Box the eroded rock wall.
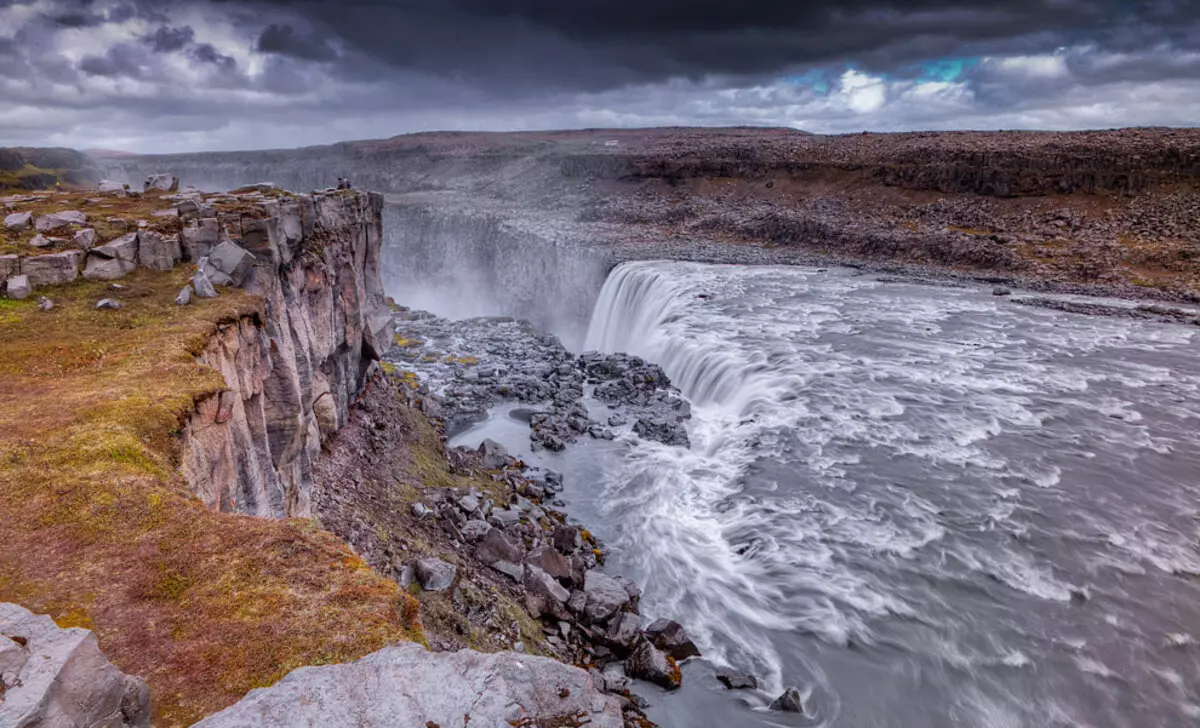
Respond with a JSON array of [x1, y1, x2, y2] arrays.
[[180, 190, 393, 518]]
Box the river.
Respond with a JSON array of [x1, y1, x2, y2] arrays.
[[453, 260, 1200, 728]]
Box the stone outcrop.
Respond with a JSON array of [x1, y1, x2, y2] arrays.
[[0, 603, 151, 728], [180, 190, 393, 518], [192, 642, 623, 728]]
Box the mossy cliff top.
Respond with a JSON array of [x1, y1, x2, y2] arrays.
[[0, 147, 101, 191], [0, 199, 420, 724]]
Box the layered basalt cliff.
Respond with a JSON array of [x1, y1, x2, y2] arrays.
[[180, 190, 393, 517], [97, 126, 1200, 306]]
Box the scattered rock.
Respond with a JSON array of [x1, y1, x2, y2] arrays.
[[414, 557, 457, 592], [474, 529, 523, 580], [144, 173, 179, 193], [4, 211, 31, 231], [770, 687, 804, 713], [29, 234, 54, 248], [552, 525, 582, 554], [604, 612, 641, 651], [191, 643, 623, 728], [5, 274, 31, 300], [582, 571, 631, 623], [644, 618, 701, 660], [175, 285, 193, 306], [524, 565, 570, 617], [95, 298, 123, 310], [625, 637, 682, 691], [36, 296, 54, 312], [0, 602, 152, 728], [460, 519, 491, 542], [478, 438, 509, 469], [73, 228, 97, 250], [715, 670, 757, 690], [527, 545, 573, 583], [34, 210, 86, 232], [192, 266, 218, 298]]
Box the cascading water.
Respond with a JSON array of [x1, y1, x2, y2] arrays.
[[579, 260, 1200, 728]]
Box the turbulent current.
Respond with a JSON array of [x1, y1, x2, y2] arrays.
[[568, 260, 1200, 728]]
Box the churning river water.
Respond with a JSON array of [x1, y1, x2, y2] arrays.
[[456, 260, 1200, 728]]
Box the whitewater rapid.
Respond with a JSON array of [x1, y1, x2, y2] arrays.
[[578, 260, 1200, 728]]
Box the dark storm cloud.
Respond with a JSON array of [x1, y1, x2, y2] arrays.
[[78, 42, 149, 78], [247, 0, 1200, 88], [189, 42, 236, 70], [256, 22, 339, 62], [143, 24, 194, 52]]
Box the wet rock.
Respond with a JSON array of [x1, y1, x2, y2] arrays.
[[644, 618, 701, 660], [604, 612, 641, 651], [95, 298, 123, 310], [4, 211, 31, 231], [0, 602, 151, 728], [5, 274, 31, 300], [626, 637, 681, 691], [583, 571, 631, 623], [993, 287, 1012, 296], [191, 642, 624, 728], [175, 285, 193, 306], [414, 557, 457, 592], [715, 670, 757, 690], [633, 415, 690, 447], [552, 525, 582, 554], [770, 687, 804, 713]]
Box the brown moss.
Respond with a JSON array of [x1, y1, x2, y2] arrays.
[[0, 266, 421, 726]]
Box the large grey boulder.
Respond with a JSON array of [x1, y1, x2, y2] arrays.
[[181, 218, 220, 261], [414, 557, 457, 592], [136, 230, 182, 272], [34, 210, 86, 232], [84, 233, 138, 281], [475, 529, 524, 581], [144, 173, 178, 192], [523, 565, 570, 619], [192, 267, 218, 298], [73, 228, 97, 251], [5, 274, 31, 300], [4, 211, 31, 231], [206, 241, 254, 286], [0, 602, 151, 728], [22, 251, 81, 286], [582, 570, 631, 623], [192, 643, 621, 728]]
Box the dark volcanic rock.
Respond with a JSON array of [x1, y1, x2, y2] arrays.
[[715, 670, 758, 690], [770, 687, 805, 713], [626, 638, 682, 691], [644, 618, 701, 660]]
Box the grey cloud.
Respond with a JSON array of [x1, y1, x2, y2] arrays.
[[256, 23, 338, 62], [144, 24, 195, 52], [189, 42, 237, 70], [78, 43, 149, 78]]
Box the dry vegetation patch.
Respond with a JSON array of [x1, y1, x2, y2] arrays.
[[0, 267, 421, 726]]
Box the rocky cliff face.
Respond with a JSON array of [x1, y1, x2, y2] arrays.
[[180, 190, 393, 518]]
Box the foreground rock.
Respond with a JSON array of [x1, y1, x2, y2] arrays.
[[0, 602, 151, 728], [192, 642, 623, 728]]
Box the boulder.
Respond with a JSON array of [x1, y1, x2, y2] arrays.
[[191, 642, 623, 728], [29, 234, 54, 248], [0, 602, 151, 728], [715, 670, 757, 690], [96, 299, 123, 310], [5, 274, 31, 300], [207, 240, 255, 286], [192, 267, 218, 298], [181, 218, 220, 261], [144, 173, 179, 192], [527, 545, 573, 583], [84, 233, 139, 281], [0, 254, 19, 280], [644, 618, 701, 660], [625, 637, 681, 690], [36, 296, 54, 312], [97, 179, 126, 194], [552, 524, 582, 554], [770, 687, 804, 713], [414, 557, 457, 592], [34, 210, 86, 232], [4, 211, 31, 231], [524, 565, 571, 618], [73, 228, 97, 251], [583, 571, 631, 623], [604, 612, 641, 651], [174, 285, 193, 306], [478, 438, 509, 469], [993, 287, 1013, 296], [489, 508, 521, 528], [460, 519, 491, 542], [137, 230, 182, 272], [475, 528, 524, 579], [22, 251, 81, 286]]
